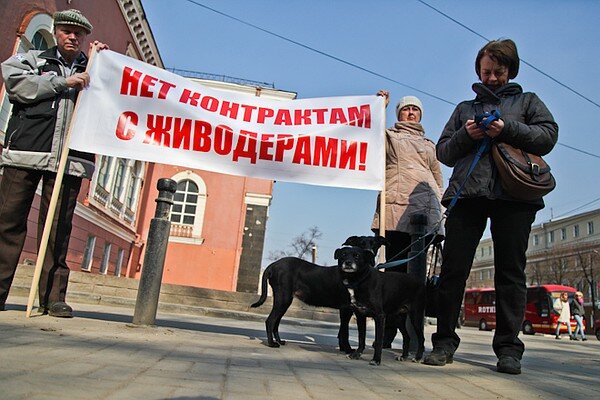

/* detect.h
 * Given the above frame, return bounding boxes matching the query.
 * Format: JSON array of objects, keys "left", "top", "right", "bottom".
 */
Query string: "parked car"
[{"left": 595, "top": 319, "right": 600, "bottom": 341}]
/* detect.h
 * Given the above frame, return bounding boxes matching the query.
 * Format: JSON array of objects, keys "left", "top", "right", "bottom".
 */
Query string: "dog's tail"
[{"left": 250, "top": 263, "right": 272, "bottom": 308}]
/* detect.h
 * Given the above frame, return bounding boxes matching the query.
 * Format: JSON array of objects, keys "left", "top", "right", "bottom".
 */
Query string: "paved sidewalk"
[{"left": 1, "top": 296, "right": 599, "bottom": 400}]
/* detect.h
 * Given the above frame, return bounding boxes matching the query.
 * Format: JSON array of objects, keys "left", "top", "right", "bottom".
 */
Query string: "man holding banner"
[{"left": 0, "top": 9, "right": 107, "bottom": 317}]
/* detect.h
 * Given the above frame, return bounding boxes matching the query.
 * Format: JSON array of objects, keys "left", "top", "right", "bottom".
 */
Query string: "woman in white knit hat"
[{"left": 371, "top": 91, "right": 444, "bottom": 348}]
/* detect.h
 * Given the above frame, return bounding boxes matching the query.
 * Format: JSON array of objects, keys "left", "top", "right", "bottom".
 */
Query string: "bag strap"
[{"left": 521, "top": 150, "right": 542, "bottom": 179}]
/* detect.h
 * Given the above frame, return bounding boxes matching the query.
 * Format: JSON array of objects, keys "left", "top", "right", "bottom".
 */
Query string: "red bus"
[{"left": 462, "top": 285, "right": 580, "bottom": 334}]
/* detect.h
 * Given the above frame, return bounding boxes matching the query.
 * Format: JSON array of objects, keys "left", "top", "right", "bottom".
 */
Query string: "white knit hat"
[{"left": 396, "top": 96, "right": 423, "bottom": 120}]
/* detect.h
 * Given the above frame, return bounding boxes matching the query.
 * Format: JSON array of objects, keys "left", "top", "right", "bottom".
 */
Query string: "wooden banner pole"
[
  {"left": 25, "top": 45, "right": 99, "bottom": 317},
  {"left": 378, "top": 99, "right": 386, "bottom": 264}
]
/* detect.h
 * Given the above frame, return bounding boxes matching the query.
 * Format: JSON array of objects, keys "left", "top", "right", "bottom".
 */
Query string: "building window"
[
  {"left": 100, "top": 243, "right": 112, "bottom": 274},
  {"left": 588, "top": 221, "right": 594, "bottom": 235},
  {"left": 81, "top": 236, "right": 96, "bottom": 271},
  {"left": 573, "top": 225, "right": 580, "bottom": 238},
  {"left": 560, "top": 228, "right": 567, "bottom": 241},
  {"left": 112, "top": 158, "right": 127, "bottom": 201},
  {"left": 533, "top": 234, "right": 539, "bottom": 246},
  {"left": 125, "top": 161, "right": 143, "bottom": 210},
  {"left": 480, "top": 248, "right": 484, "bottom": 257},
  {"left": 548, "top": 231, "right": 555, "bottom": 244},
  {"left": 115, "top": 248, "right": 125, "bottom": 277},
  {"left": 31, "top": 31, "right": 50, "bottom": 50},
  {"left": 169, "top": 171, "right": 207, "bottom": 243},
  {"left": 479, "top": 271, "right": 484, "bottom": 281},
  {"left": 171, "top": 179, "right": 198, "bottom": 225},
  {"left": 488, "top": 246, "right": 492, "bottom": 256},
  {"left": 1, "top": 13, "right": 54, "bottom": 138},
  {"left": 91, "top": 156, "right": 145, "bottom": 225},
  {"left": 97, "top": 156, "right": 113, "bottom": 189}
]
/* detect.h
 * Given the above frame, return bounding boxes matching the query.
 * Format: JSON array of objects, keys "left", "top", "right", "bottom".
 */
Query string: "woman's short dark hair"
[{"left": 475, "top": 39, "right": 520, "bottom": 80}]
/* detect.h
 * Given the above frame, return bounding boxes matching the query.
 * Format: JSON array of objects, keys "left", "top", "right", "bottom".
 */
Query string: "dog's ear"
[
  {"left": 334, "top": 248, "right": 342, "bottom": 260},
  {"left": 342, "top": 236, "right": 358, "bottom": 246}
]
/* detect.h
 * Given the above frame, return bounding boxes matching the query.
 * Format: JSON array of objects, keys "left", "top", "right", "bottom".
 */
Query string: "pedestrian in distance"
[
  {"left": 371, "top": 91, "right": 444, "bottom": 349},
  {"left": 570, "top": 291, "right": 587, "bottom": 341},
  {"left": 422, "top": 38, "right": 558, "bottom": 375},
  {"left": 553, "top": 292, "right": 574, "bottom": 339},
  {"left": 0, "top": 9, "right": 108, "bottom": 317}
]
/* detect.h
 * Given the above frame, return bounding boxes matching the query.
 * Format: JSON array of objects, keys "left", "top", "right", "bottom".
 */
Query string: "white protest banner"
[{"left": 70, "top": 50, "right": 385, "bottom": 190}]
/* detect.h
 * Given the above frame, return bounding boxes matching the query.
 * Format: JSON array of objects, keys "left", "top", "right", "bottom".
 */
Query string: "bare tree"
[
  {"left": 528, "top": 262, "right": 546, "bottom": 286},
  {"left": 267, "top": 226, "right": 323, "bottom": 262},
  {"left": 548, "top": 256, "right": 569, "bottom": 284},
  {"left": 576, "top": 250, "right": 599, "bottom": 327}
]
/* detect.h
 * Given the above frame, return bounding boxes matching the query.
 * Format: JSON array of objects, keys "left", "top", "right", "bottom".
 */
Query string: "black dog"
[
  {"left": 335, "top": 246, "right": 425, "bottom": 366},
  {"left": 251, "top": 242, "right": 384, "bottom": 353}
]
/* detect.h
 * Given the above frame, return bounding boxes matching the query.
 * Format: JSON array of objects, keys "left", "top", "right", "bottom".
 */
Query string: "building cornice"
[
  {"left": 118, "top": 0, "right": 164, "bottom": 67},
  {"left": 75, "top": 203, "right": 137, "bottom": 243}
]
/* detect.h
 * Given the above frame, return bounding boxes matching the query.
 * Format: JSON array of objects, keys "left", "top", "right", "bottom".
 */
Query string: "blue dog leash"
[
  {"left": 376, "top": 233, "right": 439, "bottom": 270},
  {"left": 444, "top": 109, "right": 500, "bottom": 215},
  {"left": 376, "top": 110, "right": 501, "bottom": 270}
]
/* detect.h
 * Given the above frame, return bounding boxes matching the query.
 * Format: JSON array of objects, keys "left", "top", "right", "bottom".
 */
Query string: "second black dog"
[{"left": 335, "top": 246, "right": 425, "bottom": 366}]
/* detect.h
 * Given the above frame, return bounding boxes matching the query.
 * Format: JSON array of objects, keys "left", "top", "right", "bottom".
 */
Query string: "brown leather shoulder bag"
[{"left": 491, "top": 142, "right": 556, "bottom": 201}]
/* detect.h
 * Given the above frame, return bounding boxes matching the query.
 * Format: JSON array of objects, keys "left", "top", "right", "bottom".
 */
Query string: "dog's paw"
[
  {"left": 347, "top": 352, "right": 362, "bottom": 360},
  {"left": 369, "top": 359, "right": 381, "bottom": 366}
]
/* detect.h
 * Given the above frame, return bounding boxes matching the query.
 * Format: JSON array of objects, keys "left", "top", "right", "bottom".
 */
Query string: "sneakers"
[
  {"left": 555, "top": 335, "right": 561, "bottom": 339},
  {"left": 497, "top": 356, "right": 521, "bottom": 375},
  {"left": 582, "top": 337, "right": 588, "bottom": 341},
  {"left": 423, "top": 348, "right": 453, "bottom": 366},
  {"left": 47, "top": 302, "right": 74, "bottom": 318},
  {"left": 569, "top": 335, "right": 577, "bottom": 341}
]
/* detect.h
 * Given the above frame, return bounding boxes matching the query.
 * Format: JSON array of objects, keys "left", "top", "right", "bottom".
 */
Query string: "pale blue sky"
[{"left": 143, "top": 0, "right": 600, "bottom": 266}]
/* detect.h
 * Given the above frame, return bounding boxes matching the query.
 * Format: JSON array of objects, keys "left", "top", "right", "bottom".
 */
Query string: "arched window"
[
  {"left": 1, "top": 13, "right": 55, "bottom": 138},
  {"left": 171, "top": 180, "right": 198, "bottom": 226},
  {"left": 169, "top": 171, "right": 207, "bottom": 244}
]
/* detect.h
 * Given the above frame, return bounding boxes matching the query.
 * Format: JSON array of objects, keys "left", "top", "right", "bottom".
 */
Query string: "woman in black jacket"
[
  {"left": 422, "top": 39, "right": 558, "bottom": 375},
  {"left": 571, "top": 292, "right": 587, "bottom": 341}
]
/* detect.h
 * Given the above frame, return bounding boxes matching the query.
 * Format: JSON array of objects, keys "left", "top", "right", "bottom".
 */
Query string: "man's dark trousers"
[{"left": 0, "top": 167, "right": 81, "bottom": 307}]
